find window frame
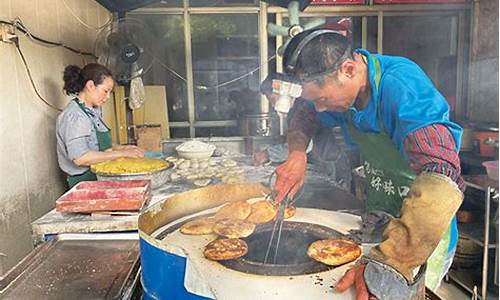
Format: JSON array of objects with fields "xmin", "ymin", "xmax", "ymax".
[{"xmin": 130, "ymin": 2, "xmax": 471, "ymax": 138}]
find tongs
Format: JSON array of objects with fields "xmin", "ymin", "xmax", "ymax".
[
  {"xmin": 263, "ymin": 192, "xmax": 290, "ymax": 264},
  {"xmin": 263, "ymin": 171, "xmax": 303, "ymax": 264}
]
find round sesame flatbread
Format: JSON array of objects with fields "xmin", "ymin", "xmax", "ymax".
[
  {"xmin": 272, "ymin": 205, "xmax": 296, "ymax": 220},
  {"xmin": 246, "ymin": 201, "xmax": 277, "ymax": 224},
  {"xmin": 307, "ymin": 239, "xmax": 362, "ymax": 266},
  {"xmin": 284, "ymin": 206, "xmax": 296, "ymax": 219},
  {"xmin": 214, "ymin": 201, "xmax": 252, "ymax": 220},
  {"xmin": 180, "ymin": 218, "xmax": 215, "ymax": 235},
  {"xmin": 213, "ymin": 218, "xmax": 256, "ymax": 238},
  {"xmin": 204, "ymin": 238, "xmax": 248, "ymax": 261}
]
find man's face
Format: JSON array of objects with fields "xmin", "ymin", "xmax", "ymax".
[{"xmin": 300, "ymin": 71, "xmax": 359, "ymax": 113}]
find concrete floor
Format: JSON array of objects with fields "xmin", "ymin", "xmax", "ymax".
[
  {"xmin": 436, "ymin": 281, "xmax": 472, "ymax": 300},
  {"xmin": 436, "ymin": 280, "xmax": 500, "ymax": 300}
]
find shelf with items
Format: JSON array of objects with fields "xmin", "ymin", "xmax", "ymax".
[
  {"xmin": 458, "ymin": 220, "xmax": 497, "ymax": 249},
  {"xmin": 447, "ymin": 269, "xmax": 498, "ymax": 300},
  {"xmin": 463, "ymin": 175, "xmax": 499, "ymax": 193},
  {"xmin": 448, "ymin": 175, "xmax": 499, "ymax": 300}
]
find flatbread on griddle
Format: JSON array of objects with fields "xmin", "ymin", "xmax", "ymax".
[
  {"xmin": 246, "ymin": 201, "xmax": 277, "ymax": 224},
  {"xmin": 180, "ymin": 217, "xmax": 215, "ymax": 235},
  {"xmin": 204, "ymin": 238, "xmax": 248, "ymax": 261},
  {"xmin": 272, "ymin": 205, "xmax": 296, "ymax": 220},
  {"xmin": 213, "ymin": 218, "xmax": 256, "ymax": 238},
  {"xmin": 214, "ymin": 201, "xmax": 251, "ymax": 220},
  {"xmin": 284, "ymin": 206, "xmax": 296, "ymax": 219},
  {"xmin": 307, "ymin": 239, "xmax": 362, "ymax": 266}
]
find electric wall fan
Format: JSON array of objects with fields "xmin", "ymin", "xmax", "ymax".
[{"xmin": 95, "ymin": 17, "xmax": 153, "ymax": 109}]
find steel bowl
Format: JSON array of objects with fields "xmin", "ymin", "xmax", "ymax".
[{"xmin": 95, "ymin": 162, "xmax": 173, "ymax": 189}]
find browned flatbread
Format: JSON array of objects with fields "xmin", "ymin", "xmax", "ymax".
[
  {"xmin": 307, "ymin": 239, "xmax": 362, "ymax": 266},
  {"xmin": 246, "ymin": 201, "xmax": 277, "ymax": 224},
  {"xmin": 204, "ymin": 238, "xmax": 248, "ymax": 261},
  {"xmin": 180, "ymin": 218, "xmax": 215, "ymax": 235},
  {"xmin": 272, "ymin": 205, "xmax": 296, "ymax": 220},
  {"xmin": 213, "ymin": 218, "xmax": 256, "ymax": 238},
  {"xmin": 284, "ymin": 206, "xmax": 296, "ymax": 219},
  {"xmin": 214, "ymin": 201, "xmax": 251, "ymax": 220}
]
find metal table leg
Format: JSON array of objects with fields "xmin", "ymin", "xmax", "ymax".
[{"xmin": 481, "ymin": 186, "xmax": 491, "ymax": 299}]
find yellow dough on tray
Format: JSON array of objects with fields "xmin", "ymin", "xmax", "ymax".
[{"xmin": 91, "ymin": 157, "xmax": 169, "ymax": 174}]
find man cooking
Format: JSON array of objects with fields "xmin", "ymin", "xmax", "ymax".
[
  {"xmin": 273, "ymin": 29, "xmax": 464, "ymax": 299},
  {"xmin": 255, "ymin": 73, "xmax": 355, "ymax": 191}
]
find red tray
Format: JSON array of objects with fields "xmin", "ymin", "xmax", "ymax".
[
  {"xmin": 373, "ymin": 0, "xmax": 465, "ymax": 3},
  {"xmin": 56, "ymin": 180, "xmax": 151, "ymax": 213},
  {"xmin": 311, "ymin": 0, "xmax": 365, "ymax": 4}
]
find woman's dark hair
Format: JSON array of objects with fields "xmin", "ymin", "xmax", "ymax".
[
  {"xmin": 283, "ymin": 29, "xmax": 351, "ymax": 84},
  {"xmin": 63, "ymin": 63, "xmax": 113, "ymax": 95}
]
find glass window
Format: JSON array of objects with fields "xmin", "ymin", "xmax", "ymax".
[
  {"xmin": 383, "ymin": 15, "xmax": 459, "ymax": 109},
  {"xmin": 366, "ymin": 16, "xmax": 378, "ymax": 53},
  {"xmin": 142, "ymin": 0, "xmax": 183, "ymax": 8},
  {"xmin": 170, "ymin": 127, "xmax": 190, "ymax": 138},
  {"xmin": 135, "ymin": 14, "xmax": 189, "ymax": 122},
  {"xmin": 195, "ymin": 126, "xmax": 240, "ymax": 137},
  {"xmin": 191, "ymin": 14, "xmax": 261, "ymax": 121},
  {"xmin": 281, "ymin": 16, "xmax": 363, "ymax": 50}
]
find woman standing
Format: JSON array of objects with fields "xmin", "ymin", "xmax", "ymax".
[{"xmin": 56, "ymin": 63, "xmax": 144, "ymax": 188}]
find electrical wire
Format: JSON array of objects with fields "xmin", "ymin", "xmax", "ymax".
[
  {"xmin": 61, "ymin": 0, "xmax": 113, "ymax": 31},
  {"xmin": 14, "ymin": 40, "xmax": 62, "ymax": 112},
  {"xmin": 0, "ymin": 19, "xmax": 96, "ymax": 57},
  {"xmin": 152, "ymin": 54, "xmax": 276, "ymax": 90},
  {"xmin": 4, "ymin": 16, "xmax": 275, "ymax": 106}
]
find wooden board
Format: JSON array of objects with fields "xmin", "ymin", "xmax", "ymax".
[{"xmin": 132, "ymin": 86, "xmax": 170, "ymax": 139}]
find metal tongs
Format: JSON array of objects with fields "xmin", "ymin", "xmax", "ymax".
[{"xmin": 263, "ymin": 171, "xmax": 302, "ymax": 264}]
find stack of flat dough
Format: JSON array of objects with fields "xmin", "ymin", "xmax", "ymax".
[
  {"xmin": 166, "ymin": 156, "xmax": 244, "ymax": 186},
  {"xmin": 178, "ymin": 198, "xmax": 298, "ymax": 261}
]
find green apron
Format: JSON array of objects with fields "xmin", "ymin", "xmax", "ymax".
[
  {"xmin": 67, "ymin": 99, "xmax": 112, "ymax": 188},
  {"xmin": 347, "ymin": 56, "xmax": 453, "ymax": 290}
]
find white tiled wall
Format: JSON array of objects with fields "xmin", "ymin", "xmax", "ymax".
[{"xmin": 0, "ymin": 0, "xmax": 110, "ymax": 275}]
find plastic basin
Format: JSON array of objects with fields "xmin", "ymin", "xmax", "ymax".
[{"xmin": 482, "ymin": 160, "xmax": 499, "ymax": 180}]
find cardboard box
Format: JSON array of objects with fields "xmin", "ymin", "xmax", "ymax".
[{"xmin": 136, "ymin": 125, "xmax": 162, "ymax": 152}]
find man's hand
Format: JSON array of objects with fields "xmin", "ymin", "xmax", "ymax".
[
  {"xmin": 273, "ymin": 151, "xmax": 307, "ymax": 203},
  {"xmin": 335, "ymin": 264, "xmax": 376, "ymax": 300},
  {"xmin": 118, "ymin": 148, "xmax": 145, "ymax": 158}
]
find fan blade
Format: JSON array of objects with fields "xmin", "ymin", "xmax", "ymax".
[
  {"xmin": 288, "ymin": 1, "xmax": 300, "ymax": 26},
  {"xmin": 303, "ymin": 17, "xmax": 326, "ymax": 31},
  {"xmin": 95, "ymin": 17, "xmax": 153, "ymax": 83},
  {"xmin": 267, "ymin": 23, "xmax": 290, "ymax": 37}
]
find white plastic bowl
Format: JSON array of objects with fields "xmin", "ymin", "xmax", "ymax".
[
  {"xmin": 176, "ymin": 148, "xmax": 214, "ymax": 160},
  {"xmin": 482, "ymin": 160, "xmax": 499, "ymax": 180},
  {"xmin": 175, "ymin": 141, "xmax": 215, "ymax": 160}
]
